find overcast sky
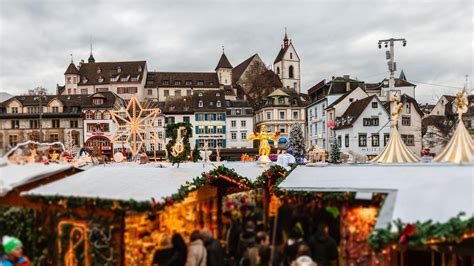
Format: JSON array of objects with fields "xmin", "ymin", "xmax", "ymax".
[{"xmin": 0, "ymin": 0, "xmax": 472, "ymax": 103}]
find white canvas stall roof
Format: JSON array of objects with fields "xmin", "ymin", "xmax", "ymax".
[
  {"xmin": 278, "ymin": 164, "xmax": 473, "ymax": 230},
  {"xmin": 220, "ymin": 162, "xmax": 271, "ymax": 181},
  {"xmin": 24, "ymin": 164, "xmax": 216, "ymax": 202},
  {"xmin": 0, "ymin": 163, "xmax": 72, "ymax": 196}
]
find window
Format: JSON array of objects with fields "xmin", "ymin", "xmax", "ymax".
[
  {"xmin": 277, "ymin": 67, "xmax": 280, "ymax": 75},
  {"xmin": 363, "ymin": 118, "xmax": 379, "ymax": 126},
  {"xmin": 290, "ymin": 53, "xmax": 293, "ymax": 59},
  {"xmin": 94, "ymin": 111, "xmax": 102, "ymax": 120},
  {"xmin": 280, "ymin": 127, "xmax": 286, "ymax": 133},
  {"xmin": 278, "ymin": 97, "xmax": 285, "ymax": 104},
  {"xmin": 231, "ymin": 120, "xmax": 236, "ymax": 128},
  {"xmin": 117, "ymin": 66, "xmax": 122, "ymax": 73},
  {"xmin": 384, "ymin": 134, "xmax": 390, "ymax": 146},
  {"xmin": 103, "ymin": 112, "xmax": 110, "ymax": 120},
  {"xmin": 175, "ymin": 90, "xmax": 181, "ymax": 96},
  {"xmin": 217, "ymin": 100, "xmax": 221, "ymax": 107},
  {"xmin": 358, "ymin": 134, "xmax": 367, "ymax": 147},
  {"xmin": 197, "ymin": 80, "xmax": 204, "ymax": 86},
  {"xmin": 174, "ymin": 80, "xmax": 181, "ymax": 86},
  {"xmin": 216, "ymin": 126, "xmax": 224, "ymax": 134},
  {"xmin": 27, "ymin": 107, "xmax": 40, "ymax": 113},
  {"xmin": 52, "ymin": 119, "xmax": 60, "ymax": 128},
  {"xmin": 85, "ymin": 111, "xmax": 93, "ymax": 120},
  {"xmin": 241, "ymin": 131, "xmax": 247, "ymax": 140},
  {"xmin": 183, "ymin": 116, "xmax": 190, "ymax": 123},
  {"xmin": 337, "ymin": 136, "xmax": 341, "ymax": 147},
  {"xmin": 117, "ymin": 87, "xmax": 137, "ymax": 94},
  {"xmin": 266, "ymin": 112, "xmax": 271, "ymax": 120},
  {"xmin": 405, "ymin": 103, "xmax": 411, "ymax": 114},
  {"xmin": 185, "ymin": 80, "xmax": 192, "ymax": 86},
  {"xmin": 102, "ymin": 124, "xmax": 110, "ymax": 132},
  {"xmin": 401, "ymin": 116, "xmax": 411, "ymax": 126},
  {"xmin": 231, "ymin": 132, "xmax": 237, "ymax": 140},
  {"xmin": 157, "ymin": 119, "xmax": 162, "ymax": 126},
  {"xmin": 199, "ymin": 100, "xmax": 203, "ymax": 107},
  {"xmin": 70, "ymin": 120, "xmax": 78, "ymax": 128},
  {"xmin": 148, "ymin": 89, "xmax": 153, "ymax": 95},
  {"xmin": 51, "ymin": 106, "xmax": 59, "ymax": 113},
  {"xmin": 187, "ymin": 90, "xmax": 192, "ymax": 96},
  {"xmin": 293, "ymin": 111, "xmax": 298, "ymax": 120},
  {"xmin": 67, "ymin": 77, "xmax": 71, "ymax": 84},
  {"xmin": 345, "ymin": 134, "xmax": 349, "ymax": 147},
  {"xmin": 9, "ymin": 135, "xmax": 18, "ymax": 146},
  {"xmin": 81, "ymin": 89, "xmax": 88, "ymax": 95},
  {"xmin": 372, "ymin": 102, "xmax": 378, "ymax": 108},
  {"xmin": 11, "ymin": 107, "xmax": 18, "ymax": 114},
  {"xmin": 30, "ymin": 120, "xmax": 39, "ymax": 129},
  {"xmin": 150, "ymin": 143, "xmax": 155, "ymax": 151},
  {"xmin": 11, "ymin": 120, "xmax": 19, "ymax": 129},
  {"xmin": 372, "ymin": 134, "xmax": 380, "ymax": 147},
  {"xmin": 96, "ymin": 88, "xmax": 108, "ymax": 92},
  {"xmin": 241, "ymin": 120, "xmax": 246, "ymax": 128},
  {"xmin": 162, "ymin": 80, "xmax": 170, "ymax": 86},
  {"xmin": 289, "ymin": 65, "xmax": 294, "ymax": 79},
  {"xmin": 164, "ymin": 90, "xmax": 170, "ymax": 96},
  {"xmin": 279, "ymin": 111, "xmax": 285, "ymax": 120},
  {"xmin": 197, "ymin": 126, "xmax": 205, "ymax": 134},
  {"xmin": 49, "ymin": 134, "xmax": 59, "ymax": 142},
  {"xmin": 401, "ymin": 134, "xmax": 415, "ymax": 146}
]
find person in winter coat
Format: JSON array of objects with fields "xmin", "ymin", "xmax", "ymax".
[
  {"xmin": 0, "ymin": 236, "xmax": 30, "ymax": 266},
  {"xmin": 308, "ymin": 222, "xmax": 338, "ymax": 266},
  {"xmin": 186, "ymin": 231, "xmax": 207, "ymax": 266},
  {"xmin": 163, "ymin": 233, "xmax": 187, "ymax": 266},
  {"xmin": 284, "ymin": 227, "xmax": 306, "ymax": 265},
  {"xmin": 201, "ymin": 228, "xmax": 224, "ymax": 266},
  {"xmin": 290, "ymin": 244, "xmax": 317, "ymax": 266},
  {"xmin": 222, "ymin": 211, "xmax": 241, "ymax": 262}
]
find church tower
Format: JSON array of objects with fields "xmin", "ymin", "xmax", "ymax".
[
  {"xmin": 64, "ymin": 55, "xmax": 79, "ymax": 94},
  {"xmin": 215, "ymin": 49, "xmax": 233, "ymax": 86},
  {"xmin": 273, "ymin": 30, "xmax": 301, "ymax": 93}
]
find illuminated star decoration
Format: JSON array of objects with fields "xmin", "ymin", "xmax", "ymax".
[{"xmin": 110, "ymin": 96, "xmax": 162, "ymax": 155}]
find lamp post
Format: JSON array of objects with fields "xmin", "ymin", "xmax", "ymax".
[{"xmin": 378, "ymin": 38, "xmax": 407, "ymax": 100}]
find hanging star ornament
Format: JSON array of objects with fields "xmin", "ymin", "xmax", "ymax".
[{"xmin": 110, "ymin": 97, "xmax": 162, "ymax": 155}]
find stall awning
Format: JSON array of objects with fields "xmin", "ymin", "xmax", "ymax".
[{"xmin": 278, "ymin": 164, "xmax": 473, "ymax": 231}]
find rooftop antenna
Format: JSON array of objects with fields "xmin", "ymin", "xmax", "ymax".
[
  {"xmin": 70, "ymin": 54, "xmax": 73, "ymax": 63},
  {"xmin": 222, "ymin": 45, "xmax": 224, "ymax": 54}
]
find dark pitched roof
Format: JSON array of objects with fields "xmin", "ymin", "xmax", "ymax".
[
  {"xmin": 232, "ymin": 54, "xmax": 259, "ymax": 84},
  {"xmin": 255, "ymin": 87, "xmax": 308, "ymax": 110},
  {"xmin": 164, "ymin": 95, "xmax": 193, "ymax": 114},
  {"xmin": 215, "ymin": 53, "xmax": 233, "ymax": 70},
  {"xmin": 261, "ymin": 70, "xmax": 283, "ymax": 87},
  {"xmin": 65, "ymin": 62, "xmax": 79, "ymax": 75},
  {"xmin": 146, "ymin": 72, "xmax": 219, "ymax": 88},
  {"xmin": 381, "ymin": 78, "xmax": 416, "ymax": 87},
  {"xmin": 307, "ymin": 80, "xmax": 325, "ymax": 95},
  {"xmin": 2, "ymin": 94, "xmax": 85, "ymax": 116},
  {"xmin": 422, "ymin": 115, "xmax": 455, "ymax": 136},
  {"xmin": 226, "ymin": 99, "xmax": 252, "ymax": 108},
  {"xmin": 81, "ymin": 91, "xmax": 124, "ymax": 109},
  {"xmin": 335, "ymin": 95, "xmax": 376, "ymax": 129},
  {"xmin": 274, "ymin": 47, "xmax": 287, "ymax": 64},
  {"xmin": 193, "ymin": 90, "xmax": 226, "ymax": 111},
  {"xmin": 76, "ymin": 61, "xmax": 146, "ymax": 86},
  {"xmin": 401, "ymin": 94, "xmax": 424, "ymax": 117}
]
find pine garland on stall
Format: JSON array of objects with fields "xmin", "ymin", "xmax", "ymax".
[
  {"xmin": 191, "ymin": 145, "xmax": 202, "ymax": 162},
  {"xmin": 286, "ymin": 124, "xmax": 306, "ymax": 164}
]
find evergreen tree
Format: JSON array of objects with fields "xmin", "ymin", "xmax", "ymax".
[
  {"xmin": 286, "ymin": 124, "xmax": 306, "ymax": 163},
  {"xmin": 330, "ymin": 138, "xmax": 341, "ymax": 163},
  {"xmin": 192, "ymin": 145, "xmax": 202, "ymax": 162}
]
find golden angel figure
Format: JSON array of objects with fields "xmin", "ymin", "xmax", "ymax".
[{"xmin": 248, "ymin": 125, "xmax": 280, "ymax": 157}]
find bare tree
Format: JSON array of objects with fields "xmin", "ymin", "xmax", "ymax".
[
  {"xmin": 28, "ymin": 87, "xmax": 48, "ymax": 96},
  {"xmin": 241, "ymin": 61, "xmax": 279, "ymax": 102}
]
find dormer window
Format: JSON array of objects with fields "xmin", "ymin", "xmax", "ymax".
[
  {"xmin": 210, "ymin": 102, "xmax": 214, "ymax": 106},
  {"xmin": 199, "ymin": 100, "xmax": 203, "ymax": 107},
  {"xmin": 138, "ymin": 66, "xmax": 142, "ymax": 72},
  {"xmin": 278, "ymin": 97, "xmax": 285, "ymax": 104},
  {"xmin": 209, "ymin": 82, "xmax": 214, "ymax": 86},
  {"xmin": 216, "ymin": 92, "xmax": 220, "ymax": 97},
  {"xmin": 170, "ymin": 106, "xmax": 175, "ymax": 111},
  {"xmin": 92, "ymin": 98, "xmax": 104, "ymax": 105},
  {"xmin": 131, "ymin": 75, "xmax": 140, "ymax": 82},
  {"xmin": 111, "ymin": 75, "xmax": 120, "ymax": 82},
  {"xmin": 197, "ymin": 80, "xmax": 204, "ymax": 86},
  {"xmin": 82, "ymin": 77, "xmax": 88, "ymax": 84},
  {"xmin": 117, "ymin": 66, "xmax": 122, "ymax": 73},
  {"xmin": 198, "ymin": 92, "xmax": 203, "ymax": 97},
  {"xmin": 98, "ymin": 76, "xmax": 104, "ymax": 83},
  {"xmin": 162, "ymin": 80, "xmax": 170, "ymax": 86},
  {"xmin": 185, "ymin": 80, "xmax": 192, "ymax": 86},
  {"xmin": 97, "ymin": 67, "xmax": 101, "ymax": 73},
  {"xmin": 217, "ymin": 100, "xmax": 221, "ymax": 107},
  {"xmin": 292, "ymin": 98, "xmax": 297, "ymax": 105},
  {"xmin": 121, "ymin": 75, "xmax": 130, "ymax": 82},
  {"xmin": 174, "ymin": 80, "xmax": 181, "ymax": 86}
]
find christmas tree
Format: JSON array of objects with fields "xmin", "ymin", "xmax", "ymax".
[
  {"xmin": 330, "ymin": 138, "xmax": 341, "ymax": 163},
  {"xmin": 192, "ymin": 145, "xmax": 202, "ymax": 162},
  {"xmin": 286, "ymin": 124, "xmax": 306, "ymax": 163}
]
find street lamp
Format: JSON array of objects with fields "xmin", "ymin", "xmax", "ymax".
[{"xmin": 377, "ymin": 38, "xmax": 407, "ymax": 100}]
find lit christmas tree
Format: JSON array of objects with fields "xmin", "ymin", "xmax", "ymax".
[
  {"xmin": 287, "ymin": 124, "xmax": 306, "ymax": 164},
  {"xmin": 330, "ymin": 138, "xmax": 341, "ymax": 163}
]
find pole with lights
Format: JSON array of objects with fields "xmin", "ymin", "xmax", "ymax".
[{"xmin": 378, "ymin": 38, "xmax": 407, "ymax": 101}]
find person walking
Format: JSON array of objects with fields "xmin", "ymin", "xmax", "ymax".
[
  {"xmin": 222, "ymin": 211, "xmax": 241, "ymax": 264},
  {"xmin": 186, "ymin": 230, "xmax": 207, "ymax": 266},
  {"xmin": 308, "ymin": 222, "xmax": 338, "ymax": 266},
  {"xmin": 1, "ymin": 236, "xmax": 30, "ymax": 266},
  {"xmin": 201, "ymin": 228, "xmax": 224, "ymax": 266},
  {"xmin": 163, "ymin": 233, "xmax": 187, "ymax": 266},
  {"xmin": 290, "ymin": 244, "xmax": 317, "ymax": 266}
]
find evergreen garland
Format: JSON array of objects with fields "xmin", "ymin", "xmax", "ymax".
[
  {"xmin": 253, "ymin": 165, "xmax": 289, "ymax": 192},
  {"xmin": 368, "ymin": 212, "xmax": 474, "ymax": 252},
  {"xmin": 286, "ymin": 124, "xmax": 306, "ymax": 163},
  {"xmin": 192, "ymin": 145, "xmax": 202, "ymax": 162},
  {"xmin": 165, "ymin": 122, "xmax": 192, "ymax": 165}
]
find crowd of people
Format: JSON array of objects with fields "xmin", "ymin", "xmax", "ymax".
[{"xmin": 154, "ymin": 198, "xmax": 340, "ymax": 266}]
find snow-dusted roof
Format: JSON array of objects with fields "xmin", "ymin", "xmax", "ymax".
[
  {"xmin": 278, "ymin": 164, "xmax": 473, "ymax": 230},
  {"xmin": 221, "ymin": 162, "xmax": 271, "ymax": 181},
  {"xmin": 0, "ymin": 163, "xmax": 72, "ymax": 196}
]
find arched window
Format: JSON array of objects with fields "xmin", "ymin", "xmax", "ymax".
[
  {"xmin": 289, "ymin": 66, "xmax": 294, "ymax": 79},
  {"xmin": 199, "ymin": 100, "xmax": 203, "ymax": 107},
  {"xmin": 290, "ymin": 53, "xmax": 293, "ymax": 59},
  {"xmin": 277, "ymin": 67, "xmax": 280, "ymax": 75},
  {"xmin": 85, "ymin": 111, "xmax": 93, "ymax": 120},
  {"xmin": 94, "ymin": 111, "xmax": 102, "ymax": 120},
  {"xmin": 103, "ymin": 111, "xmax": 110, "ymax": 120},
  {"xmin": 216, "ymin": 100, "xmax": 221, "ymax": 107}
]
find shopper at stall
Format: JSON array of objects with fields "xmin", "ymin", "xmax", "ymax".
[
  {"xmin": 186, "ymin": 231, "xmax": 207, "ymax": 266},
  {"xmin": 241, "ymin": 231, "xmax": 270, "ymax": 266},
  {"xmin": 290, "ymin": 244, "xmax": 317, "ymax": 266},
  {"xmin": 284, "ymin": 227, "xmax": 307, "ymax": 265},
  {"xmin": 1, "ymin": 236, "xmax": 30, "ymax": 266},
  {"xmin": 308, "ymin": 222, "xmax": 338, "ymax": 266},
  {"xmin": 222, "ymin": 211, "xmax": 241, "ymax": 265},
  {"xmin": 201, "ymin": 228, "xmax": 224, "ymax": 266},
  {"xmin": 162, "ymin": 233, "xmax": 187, "ymax": 266}
]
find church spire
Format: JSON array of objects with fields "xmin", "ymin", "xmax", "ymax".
[
  {"xmin": 88, "ymin": 37, "xmax": 95, "ymax": 63},
  {"xmin": 283, "ymin": 27, "xmax": 289, "ymax": 49}
]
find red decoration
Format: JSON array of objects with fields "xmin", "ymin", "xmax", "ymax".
[
  {"xmin": 205, "ymin": 173, "xmax": 212, "ymax": 183},
  {"xmin": 399, "ymin": 224, "xmax": 416, "ymax": 245}
]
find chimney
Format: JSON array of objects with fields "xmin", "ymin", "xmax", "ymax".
[{"xmin": 343, "ymin": 74, "xmax": 350, "ymax": 79}]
